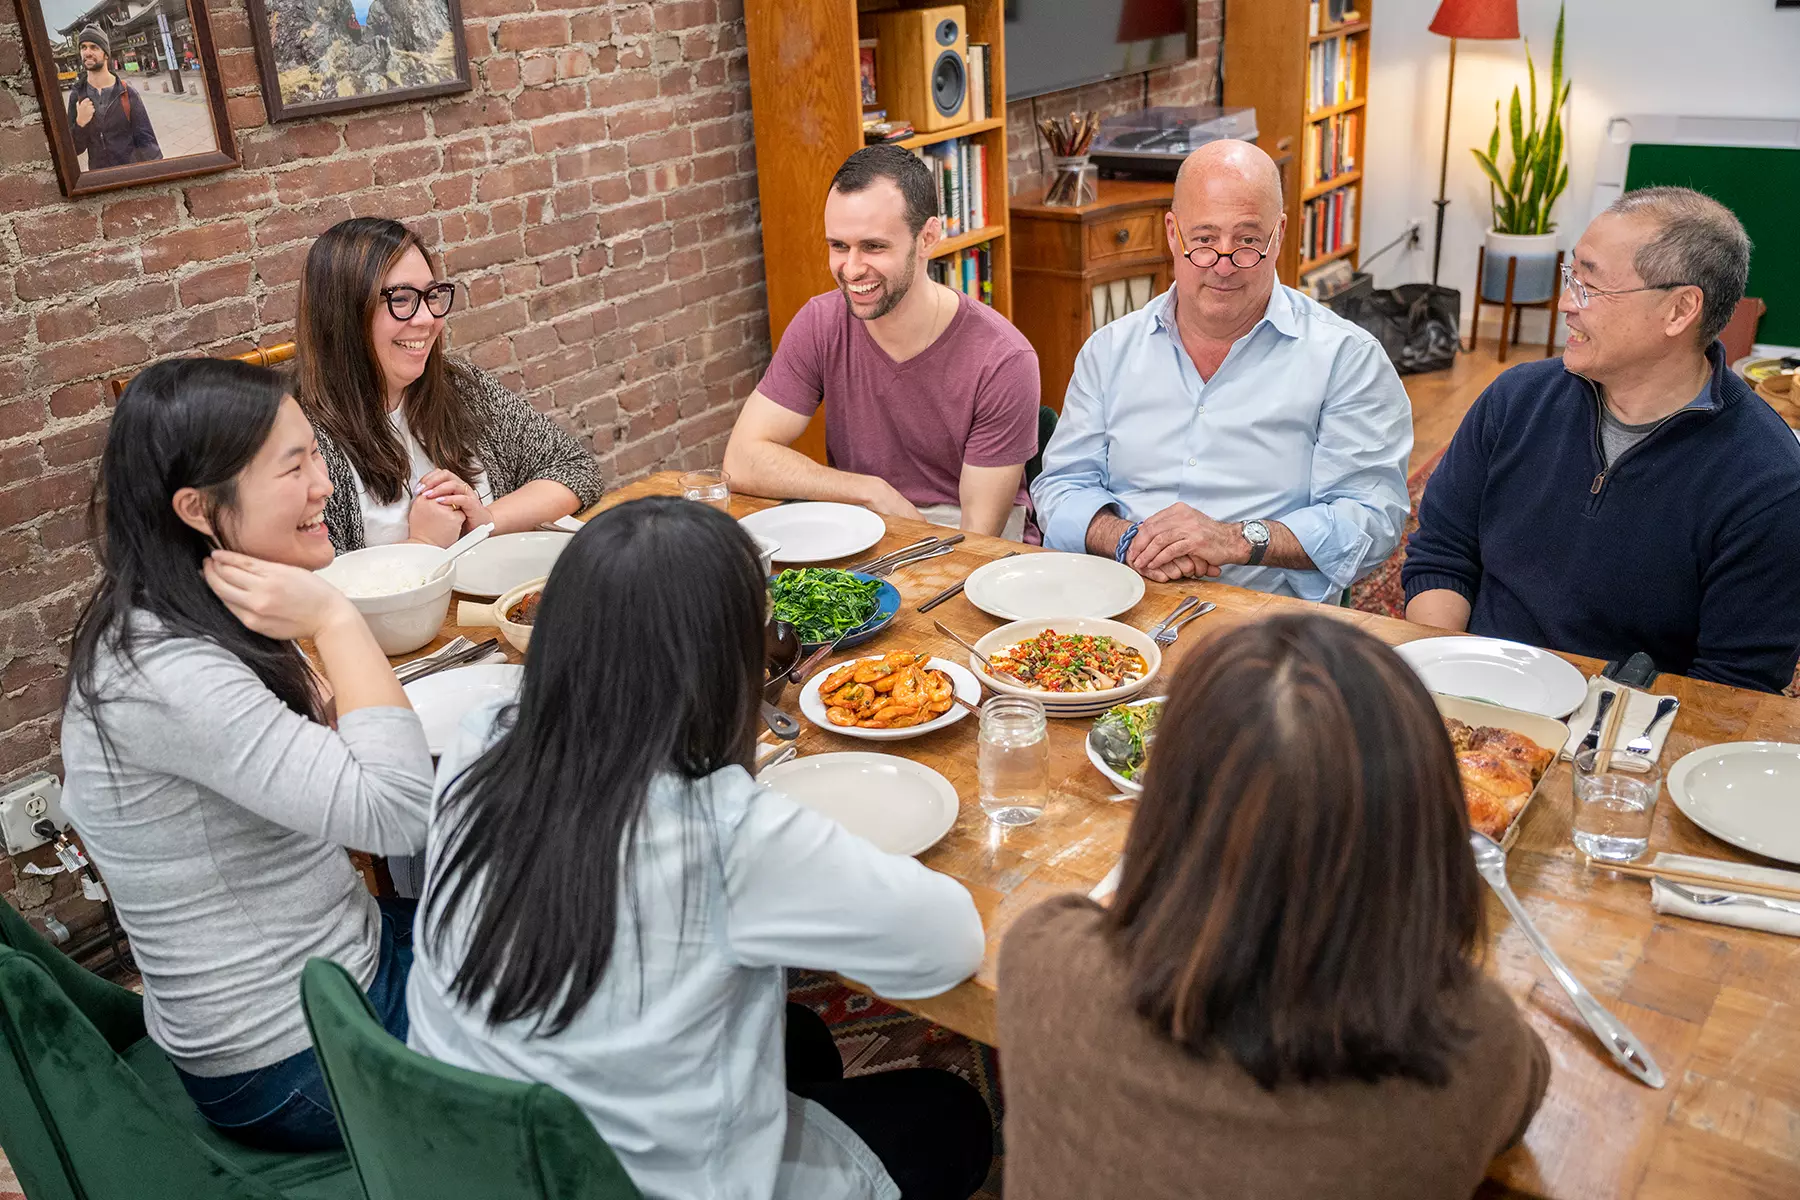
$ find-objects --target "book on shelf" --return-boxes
[927,239,995,306]
[1310,0,1360,33]
[1300,184,1357,264]
[1308,35,1357,111]
[1305,110,1359,186]
[967,43,991,122]
[858,39,878,108]
[915,136,988,238]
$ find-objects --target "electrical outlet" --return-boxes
[0,772,66,855]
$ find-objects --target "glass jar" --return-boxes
[978,696,1050,826]
[1043,155,1098,208]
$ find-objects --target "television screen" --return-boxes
[1005,0,1195,101]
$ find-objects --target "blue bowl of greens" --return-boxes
[768,568,901,652]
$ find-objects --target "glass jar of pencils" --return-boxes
[1044,155,1098,208]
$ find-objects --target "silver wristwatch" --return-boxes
[1242,520,1271,567]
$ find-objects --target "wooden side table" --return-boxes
[1470,245,1565,363]
[1009,180,1176,412]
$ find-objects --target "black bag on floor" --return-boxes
[1325,281,1461,375]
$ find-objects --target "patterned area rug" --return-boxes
[789,971,1005,1200]
[1347,448,1445,618]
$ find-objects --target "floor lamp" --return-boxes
[1427,0,1519,286]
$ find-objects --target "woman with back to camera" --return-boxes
[407,496,995,1200]
[60,358,433,1150]
[294,216,604,552]
[998,613,1550,1199]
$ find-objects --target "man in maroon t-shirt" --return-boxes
[723,146,1041,538]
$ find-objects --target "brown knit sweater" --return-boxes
[998,895,1550,1200]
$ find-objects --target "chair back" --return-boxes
[1025,404,1059,489]
[107,342,299,401]
[1719,297,1765,366]
[300,958,642,1200]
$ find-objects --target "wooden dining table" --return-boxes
[405,471,1800,1200]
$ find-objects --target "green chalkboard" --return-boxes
[1623,143,1799,344]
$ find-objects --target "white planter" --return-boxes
[1481,230,1560,304]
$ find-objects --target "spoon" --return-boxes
[427,522,495,583]
[1468,831,1664,1088]
[931,619,1030,684]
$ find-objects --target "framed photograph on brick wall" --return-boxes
[19,0,239,196]
[245,0,472,122]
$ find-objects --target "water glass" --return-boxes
[680,470,731,512]
[1571,748,1662,862]
[978,697,1049,826]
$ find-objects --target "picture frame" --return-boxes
[19,0,239,198]
[244,0,472,123]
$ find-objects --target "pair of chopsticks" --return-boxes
[394,636,501,685]
[1590,858,1800,905]
[918,550,1017,613]
[1589,678,1632,772]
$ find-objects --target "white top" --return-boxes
[354,408,493,546]
[406,700,986,1200]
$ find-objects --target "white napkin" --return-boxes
[1648,853,1800,937]
[1559,678,1674,771]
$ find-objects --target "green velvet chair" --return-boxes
[299,958,642,1200]
[0,899,359,1200]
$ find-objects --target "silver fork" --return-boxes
[1624,697,1679,758]
[865,542,958,577]
[1154,602,1215,647]
[1145,595,1199,641]
[1661,879,1800,917]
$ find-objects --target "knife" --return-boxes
[1577,688,1617,755]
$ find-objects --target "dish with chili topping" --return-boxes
[987,629,1149,693]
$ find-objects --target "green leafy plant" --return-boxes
[1472,3,1570,236]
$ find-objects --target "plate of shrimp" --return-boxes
[798,650,983,741]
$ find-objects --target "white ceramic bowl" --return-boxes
[316,543,454,656]
[751,535,780,578]
[453,531,571,599]
[970,616,1161,719]
[455,575,543,656]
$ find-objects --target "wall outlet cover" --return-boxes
[0,772,66,856]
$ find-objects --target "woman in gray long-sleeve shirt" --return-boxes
[61,358,434,1152]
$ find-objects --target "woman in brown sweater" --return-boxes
[999,614,1550,1200]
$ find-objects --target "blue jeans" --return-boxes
[176,897,416,1152]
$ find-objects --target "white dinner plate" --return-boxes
[757,752,960,856]
[1667,742,1800,865]
[962,552,1146,621]
[403,664,524,756]
[454,531,572,598]
[1393,635,1587,718]
[799,657,981,741]
[739,504,886,563]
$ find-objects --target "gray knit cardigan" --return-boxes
[307,359,606,553]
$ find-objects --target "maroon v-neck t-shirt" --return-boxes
[756,289,1041,507]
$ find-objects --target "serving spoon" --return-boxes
[427,522,495,583]
[1469,831,1664,1088]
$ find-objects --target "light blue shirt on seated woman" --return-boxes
[407,699,986,1200]
[1031,284,1413,601]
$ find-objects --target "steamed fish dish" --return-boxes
[1091,700,1163,781]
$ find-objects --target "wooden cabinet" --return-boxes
[1009,181,1175,412]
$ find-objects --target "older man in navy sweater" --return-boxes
[1405,187,1800,694]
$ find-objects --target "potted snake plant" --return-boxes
[1472,3,1570,304]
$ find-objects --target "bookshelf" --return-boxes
[743,0,1013,462]
[1224,0,1372,288]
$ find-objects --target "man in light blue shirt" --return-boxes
[1031,140,1412,601]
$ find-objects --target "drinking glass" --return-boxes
[978,697,1049,826]
[681,470,731,512]
[1571,748,1662,862]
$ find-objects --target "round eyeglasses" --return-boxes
[1173,225,1277,270]
[1559,262,1697,310]
[379,282,458,321]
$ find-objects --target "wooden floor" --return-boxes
[1400,338,1546,473]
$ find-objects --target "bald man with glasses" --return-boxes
[1030,140,1412,601]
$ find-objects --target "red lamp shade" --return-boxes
[1428,0,1520,39]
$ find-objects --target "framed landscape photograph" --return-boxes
[245,0,472,122]
[19,0,239,196]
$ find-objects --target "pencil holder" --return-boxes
[1045,155,1097,207]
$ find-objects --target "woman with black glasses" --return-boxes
[294,217,604,552]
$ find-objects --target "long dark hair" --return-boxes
[294,216,479,504]
[424,497,766,1035]
[66,358,324,741]
[1109,613,1482,1089]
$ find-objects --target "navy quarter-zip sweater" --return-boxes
[1404,344,1800,694]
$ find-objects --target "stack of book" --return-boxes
[1307,34,1357,111]
[927,241,995,306]
[1305,110,1358,186]
[914,137,989,238]
[1300,185,1356,264]
[967,43,993,122]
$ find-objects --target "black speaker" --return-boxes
[931,47,966,118]
[870,6,970,133]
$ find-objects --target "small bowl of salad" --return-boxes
[969,616,1161,718]
[1086,697,1165,794]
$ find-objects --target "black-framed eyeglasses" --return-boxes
[379,282,458,321]
[1174,225,1277,270]
[1559,263,1698,310]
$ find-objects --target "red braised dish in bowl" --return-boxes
[505,590,543,627]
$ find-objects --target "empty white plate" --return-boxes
[1668,742,1800,864]
[758,752,960,856]
[963,552,1145,621]
[454,532,572,598]
[1393,635,1587,718]
[739,504,886,563]
[798,657,981,741]
[403,664,524,756]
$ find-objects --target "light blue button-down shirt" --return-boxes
[1031,283,1413,601]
